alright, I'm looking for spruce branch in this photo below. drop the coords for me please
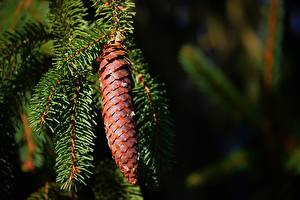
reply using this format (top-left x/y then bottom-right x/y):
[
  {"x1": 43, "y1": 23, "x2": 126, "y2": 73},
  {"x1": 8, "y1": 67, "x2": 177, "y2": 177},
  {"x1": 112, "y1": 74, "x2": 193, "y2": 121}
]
[
  {"x1": 92, "y1": 159, "x2": 143, "y2": 200},
  {"x1": 0, "y1": 22, "x2": 51, "y2": 80},
  {"x1": 47, "y1": 1, "x2": 108, "y2": 75},
  {"x1": 53, "y1": 0, "x2": 138, "y2": 76},
  {"x1": 52, "y1": 0, "x2": 137, "y2": 78},
  {"x1": 29, "y1": 67, "x2": 63, "y2": 134},
  {"x1": 48, "y1": 0, "x2": 91, "y2": 74},
  {"x1": 54, "y1": 78, "x2": 96, "y2": 191},
  {"x1": 29, "y1": 0, "x2": 103, "y2": 191},
  {"x1": 29, "y1": 0, "x2": 101, "y2": 134},
  {"x1": 129, "y1": 49, "x2": 174, "y2": 186},
  {"x1": 48, "y1": 0, "x2": 88, "y2": 47},
  {"x1": 92, "y1": 0, "x2": 135, "y2": 36}
]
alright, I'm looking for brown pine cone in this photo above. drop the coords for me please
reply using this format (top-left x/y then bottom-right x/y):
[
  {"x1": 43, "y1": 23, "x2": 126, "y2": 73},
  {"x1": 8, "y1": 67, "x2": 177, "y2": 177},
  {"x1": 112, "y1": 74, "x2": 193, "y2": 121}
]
[{"x1": 97, "y1": 40, "x2": 138, "y2": 185}]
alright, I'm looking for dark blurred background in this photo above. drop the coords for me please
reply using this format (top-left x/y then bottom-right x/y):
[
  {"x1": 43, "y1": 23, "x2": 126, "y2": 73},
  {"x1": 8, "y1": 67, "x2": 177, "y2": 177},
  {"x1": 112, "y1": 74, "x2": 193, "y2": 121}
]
[
  {"x1": 133, "y1": 0, "x2": 300, "y2": 199},
  {"x1": 1, "y1": 0, "x2": 300, "y2": 199}
]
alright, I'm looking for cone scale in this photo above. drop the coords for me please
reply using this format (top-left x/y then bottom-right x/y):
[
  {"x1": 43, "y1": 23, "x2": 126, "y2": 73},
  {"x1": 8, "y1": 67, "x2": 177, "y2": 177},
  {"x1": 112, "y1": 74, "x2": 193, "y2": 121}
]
[{"x1": 97, "y1": 40, "x2": 138, "y2": 184}]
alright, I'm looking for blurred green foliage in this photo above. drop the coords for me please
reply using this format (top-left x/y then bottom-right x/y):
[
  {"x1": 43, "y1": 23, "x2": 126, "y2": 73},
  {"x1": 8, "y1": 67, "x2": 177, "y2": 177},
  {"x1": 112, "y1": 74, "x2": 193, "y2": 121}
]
[{"x1": 0, "y1": 0, "x2": 48, "y2": 33}]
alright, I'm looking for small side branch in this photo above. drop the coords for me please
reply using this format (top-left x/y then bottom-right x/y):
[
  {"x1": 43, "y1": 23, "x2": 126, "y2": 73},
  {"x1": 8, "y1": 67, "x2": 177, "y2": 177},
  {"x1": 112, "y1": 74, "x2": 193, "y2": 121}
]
[
  {"x1": 20, "y1": 112, "x2": 35, "y2": 171},
  {"x1": 64, "y1": 34, "x2": 107, "y2": 62},
  {"x1": 65, "y1": 79, "x2": 81, "y2": 190},
  {"x1": 38, "y1": 79, "x2": 61, "y2": 127},
  {"x1": 135, "y1": 72, "x2": 159, "y2": 133}
]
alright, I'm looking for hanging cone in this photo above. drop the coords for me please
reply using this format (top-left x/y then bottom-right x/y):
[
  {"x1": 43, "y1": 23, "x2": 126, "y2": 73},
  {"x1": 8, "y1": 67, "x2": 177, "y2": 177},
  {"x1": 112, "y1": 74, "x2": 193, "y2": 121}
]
[{"x1": 97, "y1": 40, "x2": 138, "y2": 184}]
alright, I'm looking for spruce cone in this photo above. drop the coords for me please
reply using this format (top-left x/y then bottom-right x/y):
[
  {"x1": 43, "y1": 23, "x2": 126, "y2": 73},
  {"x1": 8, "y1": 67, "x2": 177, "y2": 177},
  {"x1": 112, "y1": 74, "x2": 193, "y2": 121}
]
[{"x1": 97, "y1": 40, "x2": 138, "y2": 184}]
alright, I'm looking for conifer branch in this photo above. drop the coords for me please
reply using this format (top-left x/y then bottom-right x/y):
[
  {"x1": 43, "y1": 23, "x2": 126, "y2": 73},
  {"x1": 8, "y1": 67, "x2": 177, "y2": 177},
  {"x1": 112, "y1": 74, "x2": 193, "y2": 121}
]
[
  {"x1": 67, "y1": 79, "x2": 81, "y2": 190},
  {"x1": 29, "y1": 0, "x2": 101, "y2": 191},
  {"x1": 92, "y1": 159, "x2": 143, "y2": 200},
  {"x1": 29, "y1": 68, "x2": 63, "y2": 134},
  {"x1": 64, "y1": 33, "x2": 107, "y2": 62},
  {"x1": 129, "y1": 49, "x2": 174, "y2": 186},
  {"x1": 0, "y1": 22, "x2": 51, "y2": 80},
  {"x1": 54, "y1": 78, "x2": 96, "y2": 191},
  {"x1": 92, "y1": 0, "x2": 135, "y2": 36},
  {"x1": 38, "y1": 79, "x2": 61, "y2": 128},
  {"x1": 48, "y1": 0, "x2": 87, "y2": 47},
  {"x1": 53, "y1": 0, "x2": 137, "y2": 77},
  {"x1": 53, "y1": 0, "x2": 137, "y2": 76}
]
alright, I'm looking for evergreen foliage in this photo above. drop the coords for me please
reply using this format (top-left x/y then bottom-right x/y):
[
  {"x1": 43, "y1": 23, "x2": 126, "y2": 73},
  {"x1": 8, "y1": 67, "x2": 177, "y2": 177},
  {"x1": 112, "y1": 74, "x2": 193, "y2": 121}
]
[
  {"x1": 53, "y1": 79, "x2": 96, "y2": 191},
  {"x1": 0, "y1": 0, "x2": 174, "y2": 198},
  {"x1": 92, "y1": 159, "x2": 143, "y2": 200},
  {"x1": 0, "y1": 21, "x2": 52, "y2": 199},
  {"x1": 130, "y1": 49, "x2": 174, "y2": 186}
]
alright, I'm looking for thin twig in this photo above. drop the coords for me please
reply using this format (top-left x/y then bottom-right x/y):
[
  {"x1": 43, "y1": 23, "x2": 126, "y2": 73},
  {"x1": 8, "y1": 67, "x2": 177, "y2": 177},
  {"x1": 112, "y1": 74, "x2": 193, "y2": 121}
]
[{"x1": 264, "y1": 0, "x2": 279, "y2": 92}]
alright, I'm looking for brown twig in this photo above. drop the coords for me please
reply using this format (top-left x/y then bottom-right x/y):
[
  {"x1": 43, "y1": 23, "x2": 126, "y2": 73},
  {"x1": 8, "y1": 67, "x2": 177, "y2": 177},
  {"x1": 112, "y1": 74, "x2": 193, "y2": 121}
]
[
  {"x1": 20, "y1": 112, "x2": 35, "y2": 172},
  {"x1": 134, "y1": 70, "x2": 162, "y2": 154},
  {"x1": 38, "y1": 79, "x2": 61, "y2": 127},
  {"x1": 65, "y1": 80, "x2": 81, "y2": 189},
  {"x1": 9, "y1": 0, "x2": 33, "y2": 31},
  {"x1": 64, "y1": 34, "x2": 108, "y2": 62},
  {"x1": 263, "y1": 0, "x2": 279, "y2": 92},
  {"x1": 44, "y1": 181, "x2": 49, "y2": 200},
  {"x1": 136, "y1": 73, "x2": 159, "y2": 127}
]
